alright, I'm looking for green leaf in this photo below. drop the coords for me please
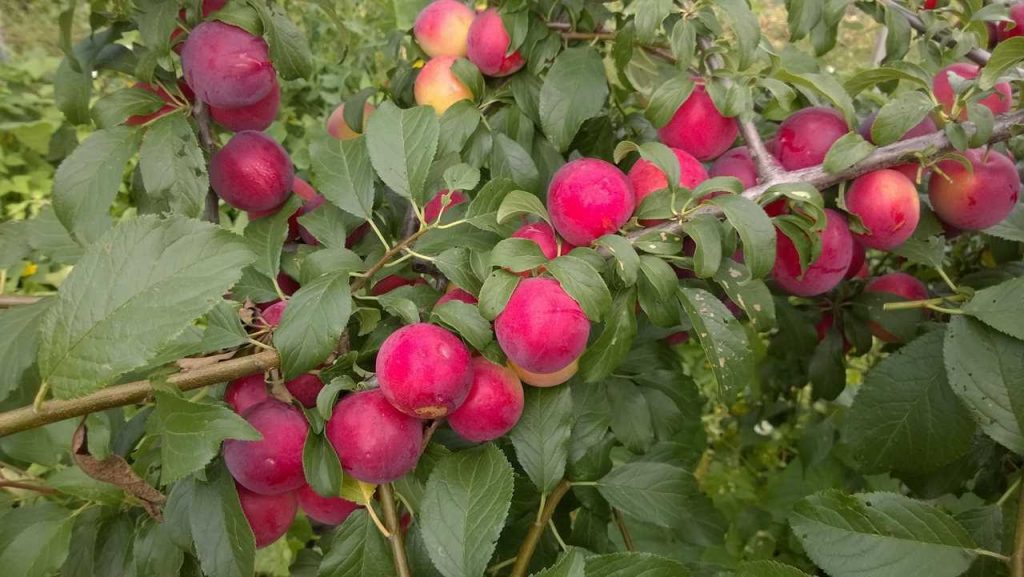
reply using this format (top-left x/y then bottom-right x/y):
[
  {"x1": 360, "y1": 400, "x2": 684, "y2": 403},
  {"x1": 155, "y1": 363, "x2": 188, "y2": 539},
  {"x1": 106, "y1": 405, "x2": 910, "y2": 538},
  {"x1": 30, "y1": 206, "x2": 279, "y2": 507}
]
[
  {"x1": 148, "y1": 392, "x2": 260, "y2": 484},
  {"x1": 490, "y1": 238, "x2": 550, "y2": 272},
  {"x1": 678, "y1": 287, "x2": 753, "y2": 402},
  {"x1": 466, "y1": 178, "x2": 518, "y2": 233},
  {"x1": 790, "y1": 491, "x2": 977, "y2": 577},
  {"x1": 775, "y1": 69, "x2": 856, "y2": 125},
  {"x1": 680, "y1": 214, "x2": 722, "y2": 278},
  {"x1": 0, "y1": 299, "x2": 51, "y2": 403},
  {"x1": 808, "y1": 329, "x2": 846, "y2": 401},
  {"x1": 318, "y1": 510, "x2": 396, "y2": 577},
  {"x1": 434, "y1": 248, "x2": 482, "y2": 294},
  {"x1": 823, "y1": 132, "x2": 875, "y2": 173},
  {"x1": 871, "y1": 91, "x2": 935, "y2": 146},
  {"x1": 442, "y1": 163, "x2": 480, "y2": 192},
  {"x1": 420, "y1": 444, "x2": 514, "y2": 577},
  {"x1": 531, "y1": 549, "x2": 585, "y2": 577},
  {"x1": 718, "y1": 0, "x2": 761, "y2": 70},
  {"x1": 496, "y1": 189, "x2": 549, "y2": 224},
  {"x1": 38, "y1": 216, "x2": 255, "y2": 398},
  {"x1": 707, "y1": 194, "x2": 776, "y2": 279},
  {"x1": 595, "y1": 234, "x2": 640, "y2": 286},
  {"x1": 366, "y1": 102, "x2": 439, "y2": 204},
  {"x1": 190, "y1": 464, "x2": 256, "y2": 577},
  {"x1": 139, "y1": 113, "x2": 208, "y2": 218},
  {"x1": 490, "y1": 134, "x2": 541, "y2": 194},
  {"x1": 135, "y1": 0, "x2": 179, "y2": 52},
  {"x1": 844, "y1": 330, "x2": 975, "y2": 474},
  {"x1": 274, "y1": 270, "x2": 353, "y2": 379},
  {"x1": 539, "y1": 47, "x2": 609, "y2": 152},
  {"x1": 624, "y1": 0, "x2": 673, "y2": 41},
  {"x1": 945, "y1": 316, "x2": 1024, "y2": 453},
  {"x1": 509, "y1": 386, "x2": 573, "y2": 493},
  {"x1": 303, "y1": 431, "x2": 343, "y2": 498},
  {"x1": 92, "y1": 87, "x2": 166, "y2": 128},
  {"x1": 962, "y1": 277, "x2": 1024, "y2": 341},
  {"x1": 296, "y1": 205, "x2": 353, "y2": 250},
  {"x1": 255, "y1": 4, "x2": 313, "y2": 80},
  {"x1": 478, "y1": 269, "x2": 520, "y2": 321},
  {"x1": 53, "y1": 126, "x2": 140, "y2": 244},
  {"x1": 598, "y1": 461, "x2": 702, "y2": 529},
  {"x1": 714, "y1": 261, "x2": 776, "y2": 331},
  {"x1": 584, "y1": 552, "x2": 690, "y2": 577},
  {"x1": 246, "y1": 195, "x2": 301, "y2": 279},
  {"x1": 980, "y1": 36, "x2": 1024, "y2": 90},
  {"x1": 844, "y1": 65, "x2": 931, "y2": 96},
  {"x1": 645, "y1": 75, "x2": 694, "y2": 128},
  {"x1": 738, "y1": 561, "x2": 813, "y2": 577},
  {"x1": 546, "y1": 255, "x2": 612, "y2": 322},
  {"x1": 133, "y1": 521, "x2": 185, "y2": 577},
  {"x1": 310, "y1": 131, "x2": 376, "y2": 220},
  {"x1": 580, "y1": 288, "x2": 638, "y2": 382},
  {"x1": 432, "y1": 301, "x2": 493, "y2": 351},
  {"x1": 0, "y1": 503, "x2": 75, "y2": 577}
]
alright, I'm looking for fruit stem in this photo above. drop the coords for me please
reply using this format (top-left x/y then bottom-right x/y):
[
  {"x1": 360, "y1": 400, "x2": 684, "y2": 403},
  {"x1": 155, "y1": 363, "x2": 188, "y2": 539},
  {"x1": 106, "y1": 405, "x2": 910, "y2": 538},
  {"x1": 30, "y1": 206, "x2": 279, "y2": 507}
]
[
  {"x1": 510, "y1": 479, "x2": 571, "y2": 577},
  {"x1": 882, "y1": 295, "x2": 965, "y2": 311},
  {"x1": 935, "y1": 267, "x2": 959, "y2": 293},
  {"x1": 613, "y1": 509, "x2": 636, "y2": 551},
  {"x1": 0, "y1": 479, "x2": 57, "y2": 495},
  {"x1": 379, "y1": 483, "x2": 412, "y2": 577},
  {"x1": 0, "y1": 295, "x2": 43, "y2": 308},
  {"x1": 367, "y1": 218, "x2": 392, "y2": 251}
]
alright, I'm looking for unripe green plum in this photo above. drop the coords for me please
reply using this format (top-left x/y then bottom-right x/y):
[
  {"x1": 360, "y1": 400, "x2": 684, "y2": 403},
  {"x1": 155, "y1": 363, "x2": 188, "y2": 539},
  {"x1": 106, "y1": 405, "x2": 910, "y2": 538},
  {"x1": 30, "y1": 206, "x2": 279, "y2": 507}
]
[
  {"x1": 466, "y1": 9, "x2": 525, "y2": 77},
  {"x1": 236, "y1": 483, "x2": 297, "y2": 548},
  {"x1": 414, "y1": 0, "x2": 474, "y2": 57},
  {"x1": 772, "y1": 209, "x2": 855, "y2": 297},
  {"x1": 224, "y1": 400, "x2": 309, "y2": 495},
  {"x1": 548, "y1": 158, "x2": 635, "y2": 246},
  {"x1": 297, "y1": 484, "x2": 360, "y2": 526},
  {"x1": 844, "y1": 169, "x2": 921, "y2": 250},
  {"x1": 376, "y1": 323, "x2": 473, "y2": 418},
  {"x1": 325, "y1": 389, "x2": 423, "y2": 483},
  {"x1": 181, "y1": 21, "x2": 276, "y2": 108},
  {"x1": 657, "y1": 84, "x2": 738, "y2": 161},
  {"x1": 495, "y1": 278, "x2": 589, "y2": 374},
  {"x1": 447, "y1": 358, "x2": 525, "y2": 442},
  {"x1": 773, "y1": 107, "x2": 849, "y2": 171},
  {"x1": 210, "y1": 131, "x2": 294, "y2": 212},
  {"x1": 414, "y1": 56, "x2": 473, "y2": 115},
  {"x1": 928, "y1": 148, "x2": 1020, "y2": 230}
]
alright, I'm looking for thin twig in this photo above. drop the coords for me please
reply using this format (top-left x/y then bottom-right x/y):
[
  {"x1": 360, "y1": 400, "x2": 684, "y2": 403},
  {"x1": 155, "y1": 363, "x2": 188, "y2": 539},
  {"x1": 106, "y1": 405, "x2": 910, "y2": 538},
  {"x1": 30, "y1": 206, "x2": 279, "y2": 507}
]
[
  {"x1": 380, "y1": 483, "x2": 412, "y2": 577},
  {"x1": 612, "y1": 509, "x2": 636, "y2": 551},
  {"x1": 510, "y1": 479, "x2": 572, "y2": 577},
  {"x1": 877, "y1": 0, "x2": 990, "y2": 66},
  {"x1": 0, "y1": 295, "x2": 43, "y2": 308},
  {"x1": 0, "y1": 479, "x2": 57, "y2": 494}
]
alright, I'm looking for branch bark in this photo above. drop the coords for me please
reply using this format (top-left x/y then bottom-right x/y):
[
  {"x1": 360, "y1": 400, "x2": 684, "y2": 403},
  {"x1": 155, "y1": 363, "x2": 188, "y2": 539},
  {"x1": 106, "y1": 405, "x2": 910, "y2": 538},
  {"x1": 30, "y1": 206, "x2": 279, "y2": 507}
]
[
  {"x1": 1014, "y1": 482, "x2": 1024, "y2": 577},
  {"x1": 510, "y1": 479, "x2": 572, "y2": 577},
  {"x1": 380, "y1": 483, "x2": 412, "y2": 577},
  {"x1": 878, "y1": 0, "x2": 990, "y2": 66}
]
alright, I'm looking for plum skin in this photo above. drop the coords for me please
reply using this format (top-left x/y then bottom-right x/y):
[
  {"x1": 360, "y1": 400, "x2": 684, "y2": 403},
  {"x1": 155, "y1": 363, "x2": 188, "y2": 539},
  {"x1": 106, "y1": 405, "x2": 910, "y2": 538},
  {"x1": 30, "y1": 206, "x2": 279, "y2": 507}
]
[
  {"x1": 932, "y1": 63, "x2": 1012, "y2": 120},
  {"x1": 510, "y1": 358, "x2": 579, "y2": 388},
  {"x1": 547, "y1": 158, "x2": 635, "y2": 246},
  {"x1": 424, "y1": 189, "x2": 468, "y2": 223},
  {"x1": 209, "y1": 78, "x2": 280, "y2": 132},
  {"x1": 771, "y1": 209, "x2": 855, "y2": 297},
  {"x1": 772, "y1": 107, "x2": 849, "y2": 171},
  {"x1": 657, "y1": 83, "x2": 738, "y2": 162},
  {"x1": 285, "y1": 374, "x2": 324, "y2": 408},
  {"x1": 210, "y1": 131, "x2": 294, "y2": 212},
  {"x1": 223, "y1": 400, "x2": 309, "y2": 495},
  {"x1": 845, "y1": 169, "x2": 921, "y2": 250},
  {"x1": 414, "y1": 56, "x2": 473, "y2": 115},
  {"x1": 466, "y1": 9, "x2": 525, "y2": 77},
  {"x1": 447, "y1": 358, "x2": 525, "y2": 442},
  {"x1": 181, "y1": 21, "x2": 276, "y2": 109},
  {"x1": 224, "y1": 374, "x2": 269, "y2": 414},
  {"x1": 297, "y1": 484, "x2": 360, "y2": 526},
  {"x1": 928, "y1": 148, "x2": 1020, "y2": 231},
  {"x1": 709, "y1": 147, "x2": 757, "y2": 189},
  {"x1": 414, "y1": 0, "x2": 475, "y2": 57},
  {"x1": 325, "y1": 389, "x2": 424, "y2": 483},
  {"x1": 327, "y1": 102, "x2": 375, "y2": 140},
  {"x1": 236, "y1": 483, "x2": 297, "y2": 548},
  {"x1": 495, "y1": 277, "x2": 590, "y2": 374},
  {"x1": 376, "y1": 323, "x2": 474, "y2": 418}
]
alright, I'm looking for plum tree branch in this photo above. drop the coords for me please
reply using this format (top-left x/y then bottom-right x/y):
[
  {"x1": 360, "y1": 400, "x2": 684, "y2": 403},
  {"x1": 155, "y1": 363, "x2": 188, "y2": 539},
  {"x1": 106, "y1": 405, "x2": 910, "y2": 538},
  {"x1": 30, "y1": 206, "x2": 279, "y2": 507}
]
[
  {"x1": 380, "y1": 483, "x2": 412, "y2": 577},
  {"x1": 510, "y1": 479, "x2": 572, "y2": 577},
  {"x1": 877, "y1": 0, "x2": 991, "y2": 66},
  {"x1": 1014, "y1": 483, "x2": 1024, "y2": 577}
]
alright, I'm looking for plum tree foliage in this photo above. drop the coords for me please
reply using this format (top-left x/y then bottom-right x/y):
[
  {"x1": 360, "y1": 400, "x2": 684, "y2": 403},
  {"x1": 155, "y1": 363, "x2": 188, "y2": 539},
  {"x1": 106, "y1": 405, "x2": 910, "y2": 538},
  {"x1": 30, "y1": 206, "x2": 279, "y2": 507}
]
[{"x1": 5, "y1": 0, "x2": 1024, "y2": 576}]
